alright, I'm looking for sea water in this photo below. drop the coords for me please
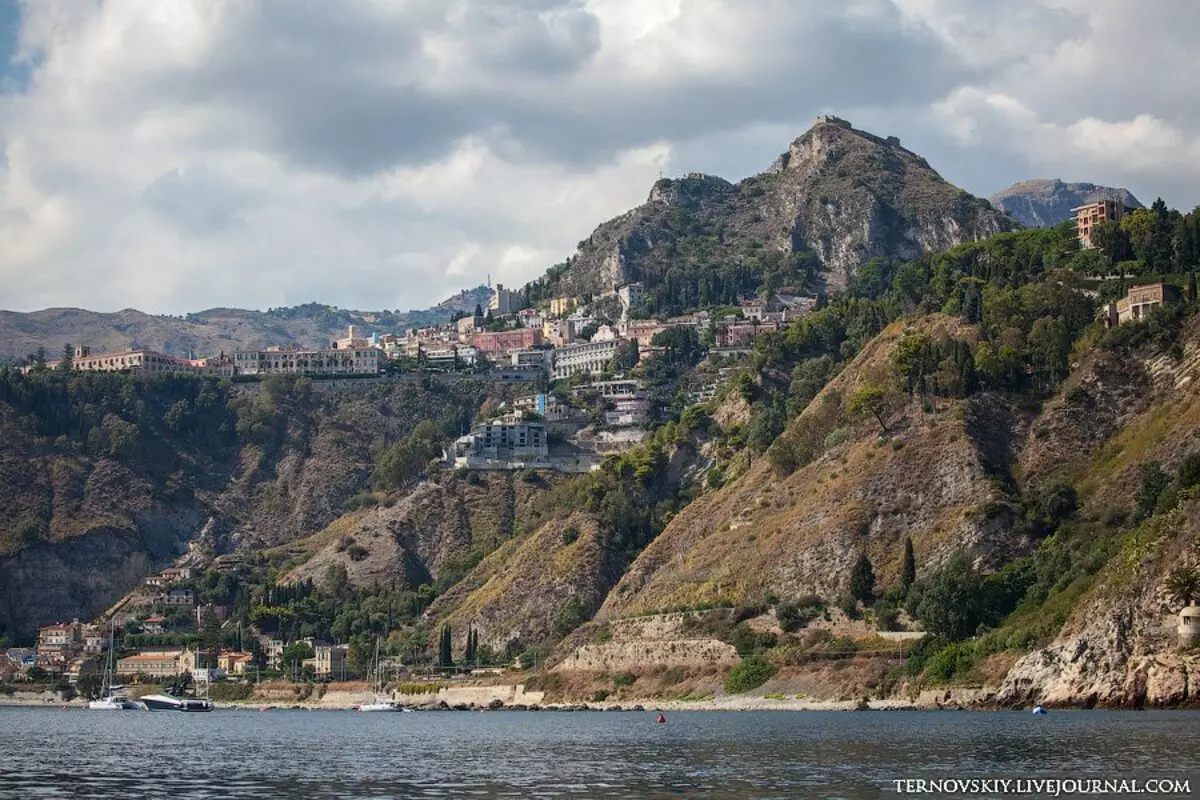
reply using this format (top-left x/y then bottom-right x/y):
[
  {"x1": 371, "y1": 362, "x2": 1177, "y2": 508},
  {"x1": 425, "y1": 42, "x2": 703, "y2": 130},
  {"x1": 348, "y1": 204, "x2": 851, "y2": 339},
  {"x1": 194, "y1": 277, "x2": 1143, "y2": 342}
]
[{"x1": 0, "y1": 707, "x2": 1196, "y2": 798}]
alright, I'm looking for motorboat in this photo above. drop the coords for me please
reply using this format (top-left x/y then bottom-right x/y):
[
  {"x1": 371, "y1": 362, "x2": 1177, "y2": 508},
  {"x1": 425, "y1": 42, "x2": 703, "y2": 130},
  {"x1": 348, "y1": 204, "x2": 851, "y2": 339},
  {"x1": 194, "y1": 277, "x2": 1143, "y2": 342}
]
[{"x1": 141, "y1": 693, "x2": 214, "y2": 712}]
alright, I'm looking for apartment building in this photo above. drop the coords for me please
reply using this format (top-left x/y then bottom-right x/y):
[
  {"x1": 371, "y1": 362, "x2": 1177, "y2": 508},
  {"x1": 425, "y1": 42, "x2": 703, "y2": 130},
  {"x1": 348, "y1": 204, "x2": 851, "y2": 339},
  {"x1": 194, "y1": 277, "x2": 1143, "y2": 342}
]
[
  {"x1": 445, "y1": 415, "x2": 549, "y2": 468},
  {"x1": 552, "y1": 339, "x2": 621, "y2": 379},
  {"x1": 1073, "y1": 199, "x2": 1125, "y2": 249}
]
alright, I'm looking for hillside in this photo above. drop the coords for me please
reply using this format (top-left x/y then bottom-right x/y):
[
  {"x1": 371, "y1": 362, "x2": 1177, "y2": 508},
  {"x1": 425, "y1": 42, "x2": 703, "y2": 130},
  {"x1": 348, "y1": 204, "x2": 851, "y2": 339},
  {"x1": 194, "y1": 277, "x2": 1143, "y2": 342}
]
[
  {"x1": 989, "y1": 179, "x2": 1143, "y2": 228},
  {"x1": 536, "y1": 117, "x2": 1014, "y2": 309},
  {"x1": 600, "y1": 316, "x2": 1027, "y2": 618},
  {"x1": 0, "y1": 372, "x2": 491, "y2": 639},
  {"x1": 0, "y1": 287, "x2": 491, "y2": 362}
]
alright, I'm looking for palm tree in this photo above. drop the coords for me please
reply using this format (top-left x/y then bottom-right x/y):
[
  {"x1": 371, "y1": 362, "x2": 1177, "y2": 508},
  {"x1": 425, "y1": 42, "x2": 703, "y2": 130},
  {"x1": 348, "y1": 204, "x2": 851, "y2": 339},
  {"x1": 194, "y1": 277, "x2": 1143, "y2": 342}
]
[{"x1": 1165, "y1": 565, "x2": 1200, "y2": 608}]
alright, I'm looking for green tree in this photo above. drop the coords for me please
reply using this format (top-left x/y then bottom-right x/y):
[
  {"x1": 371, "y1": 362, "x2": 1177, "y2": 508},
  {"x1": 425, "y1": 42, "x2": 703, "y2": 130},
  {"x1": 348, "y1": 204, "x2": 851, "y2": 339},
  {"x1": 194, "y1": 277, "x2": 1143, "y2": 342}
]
[
  {"x1": 281, "y1": 641, "x2": 315, "y2": 675},
  {"x1": 1135, "y1": 461, "x2": 1171, "y2": 519},
  {"x1": 438, "y1": 624, "x2": 453, "y2": 668},
  {"x1": 900, "y1": 537, "x2": 917, "y2": 594},
  {"x1": 916, "y1": 551, "x2": 983, "y2": 641},
  {"x1": 59, "y1": 343, "x2": 74, "y2": 372},
  {"x1": 1176, "y1": 453, "x2": 1200, "y2": 491},
  {"x1": 76, "y1": 672, "x2": 104, "y2": 700},
  {"x1": 846, "y1": 386, "x2": 892, "y2": 433},
  {"x1": 849, "y1": 552, "x2": 876, "y2": 605},
  {"x1": 1088, "y1": 220, "x2": 1128, "y2": 270},
  {"x1": 1165, "y1": 566, "x2": 1200, "y2": 608}
]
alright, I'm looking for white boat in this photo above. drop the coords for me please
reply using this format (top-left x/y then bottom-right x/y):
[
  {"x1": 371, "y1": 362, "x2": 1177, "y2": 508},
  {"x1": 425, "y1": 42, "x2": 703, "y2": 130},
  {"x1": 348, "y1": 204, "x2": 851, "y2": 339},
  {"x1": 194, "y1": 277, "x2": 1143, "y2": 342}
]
[
  {"x1": 357, "y1": 638, "x2": 402, "y2": 712},
  {"x1": 141, "y1": 693, "x2": 214, "y2": 712},
  {"x1": 88, "y1": 620, "x2": 140, "y2": 711}
]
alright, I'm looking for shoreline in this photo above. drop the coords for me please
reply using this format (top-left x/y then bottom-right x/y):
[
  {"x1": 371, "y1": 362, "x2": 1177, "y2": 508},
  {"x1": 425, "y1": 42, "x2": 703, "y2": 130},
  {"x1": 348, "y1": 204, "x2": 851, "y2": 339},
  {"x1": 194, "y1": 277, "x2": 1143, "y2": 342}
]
[{"x1": 4, "y1": 692, "x2": 1197, "y2": 713}]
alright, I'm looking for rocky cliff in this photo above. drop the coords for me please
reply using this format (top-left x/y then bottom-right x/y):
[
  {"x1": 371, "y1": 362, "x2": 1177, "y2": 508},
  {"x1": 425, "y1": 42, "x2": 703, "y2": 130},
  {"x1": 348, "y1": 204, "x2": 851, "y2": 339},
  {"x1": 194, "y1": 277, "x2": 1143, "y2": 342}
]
[
  {"x1": 552, "y1": 118, "x2": 1014, "y2": 297},
  {"x1": 989, "y1": 179, "x2": 1143, "y2": 229}
]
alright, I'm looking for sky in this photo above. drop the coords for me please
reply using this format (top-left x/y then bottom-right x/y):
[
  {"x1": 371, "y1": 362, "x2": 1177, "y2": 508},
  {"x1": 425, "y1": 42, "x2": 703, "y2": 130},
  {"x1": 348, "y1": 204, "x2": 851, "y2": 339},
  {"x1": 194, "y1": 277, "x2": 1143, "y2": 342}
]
[{"x1": 0, "y1": 0, "x2": 1198, "y2": 315}]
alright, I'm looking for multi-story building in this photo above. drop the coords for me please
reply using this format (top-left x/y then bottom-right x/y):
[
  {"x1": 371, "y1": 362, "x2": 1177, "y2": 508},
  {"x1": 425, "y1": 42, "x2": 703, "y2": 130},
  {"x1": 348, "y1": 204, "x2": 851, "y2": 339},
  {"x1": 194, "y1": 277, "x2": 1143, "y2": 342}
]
[
  {"x1": 1073, "y1": 199, "x2": 1125, "y2": 249},
  {"x1": 473, "y1": 328, "x2": 543, "y2": 355},
  {"x1": 517, "y1": 308, "x2": 545, "y2": 329},
  {"x1": 488, "y1": 283, "x2": 517, "y2": 315},
  {"x1": 1109, "y1": 283, "x2": 1182, "y2": 326},
  {"x1": 423, "y1": 345, "x2": 476, "y2": 369},
  {"x1": 81, "y1": 625, "x2": 107, "y2": 655},
  {"x1": 217, "y1": 651, "x2": 256, "y2": 675},
  {"x1": 304, "y1": 641, "x2": 349, "y2": 679},
  {"x1": 445, "y1": 415, "x2": 549, "y2": 467},
  {"x1": 37, "y1": 621, "x2": 82, "y2": 655},
  {"x1": 716, "y1": 320, "x2": 779, "y2": 348},
  {"x1": 116, "y1": 651, "x2": 184, "y2": 678},
  {"x1": 619, "y1": 320, "x2": 672, "y2": 348},
  {"x1": 510, "y1": 348, "x2": 553, "y2": 370},
  {"x1": 549, "y1": 296, "x2": 581, "y2": 318},
  {"x1": 553, "y1": 339, "x2": 621, "y2": 379},
  {"x1": 67, "y1": 347, "x2": 197, "y2": 375},
  {"x1": 232, "y1": 345, "x2": 387, "y2": 377},
  {"x1": 163, "y1": 588, "x2": 195, "y2": 608},
  {"x1": 617, "y1": 283, "x2": 646, "y2": 318},
  {"x1": 543, "y1": 319, "x2": 577, "y2": 347}
]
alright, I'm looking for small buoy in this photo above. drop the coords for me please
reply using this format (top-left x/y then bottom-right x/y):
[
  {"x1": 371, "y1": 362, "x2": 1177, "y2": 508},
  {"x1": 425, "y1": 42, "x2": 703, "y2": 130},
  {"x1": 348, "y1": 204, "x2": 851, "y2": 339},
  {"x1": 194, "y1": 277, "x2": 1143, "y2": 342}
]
[
  {"x1": 1032, "y1": 705, "x2": 1047, "y2": 715},
  {"x1": 656, "y1": 713, "x2": 667, "y2": 724}
]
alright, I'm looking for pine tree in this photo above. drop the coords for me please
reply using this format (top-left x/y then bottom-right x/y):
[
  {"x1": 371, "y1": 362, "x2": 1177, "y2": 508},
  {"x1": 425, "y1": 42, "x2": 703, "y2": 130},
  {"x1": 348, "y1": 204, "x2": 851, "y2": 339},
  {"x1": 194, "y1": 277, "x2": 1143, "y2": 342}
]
[
  {"x1": 849, "y1": 552, "x2": 876, "y2": 605},
  {"x1": 60, "y1": 343, "x2": 74, "y2": 371},
  {"x1": 900, "y1": 537, "x2": 916, "y2": 594}
]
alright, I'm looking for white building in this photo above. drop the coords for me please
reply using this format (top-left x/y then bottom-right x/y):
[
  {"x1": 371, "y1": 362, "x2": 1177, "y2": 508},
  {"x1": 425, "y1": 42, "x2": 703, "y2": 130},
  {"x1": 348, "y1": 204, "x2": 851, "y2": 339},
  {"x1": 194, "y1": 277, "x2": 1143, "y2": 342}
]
[
  {"x1": 510, "y1": 349, "x2": 553, "y2": 370},
  {"x1": 445, "y1": 415, "x2": 549, "y2": 468},
  {"x1": 553, "y1": 339, "x2": 621, "y2": 379},
  {"x1": 232, "y1": 345, "x2": 387, "y2": 377}
]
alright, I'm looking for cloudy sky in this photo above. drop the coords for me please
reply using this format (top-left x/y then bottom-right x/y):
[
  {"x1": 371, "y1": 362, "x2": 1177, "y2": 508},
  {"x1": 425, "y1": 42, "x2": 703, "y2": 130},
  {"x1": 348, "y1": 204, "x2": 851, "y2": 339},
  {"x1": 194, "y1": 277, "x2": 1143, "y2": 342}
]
[{"x1": 0, "y1": 0, "x2": 1197, "y2": 315}]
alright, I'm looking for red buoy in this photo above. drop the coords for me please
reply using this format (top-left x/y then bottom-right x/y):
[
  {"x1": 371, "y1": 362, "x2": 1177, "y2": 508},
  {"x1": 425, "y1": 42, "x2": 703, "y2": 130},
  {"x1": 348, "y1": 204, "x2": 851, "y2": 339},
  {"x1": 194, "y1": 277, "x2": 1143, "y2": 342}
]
[{"x1": 657, "y1": 713, "x2": 666, "y2": 724}]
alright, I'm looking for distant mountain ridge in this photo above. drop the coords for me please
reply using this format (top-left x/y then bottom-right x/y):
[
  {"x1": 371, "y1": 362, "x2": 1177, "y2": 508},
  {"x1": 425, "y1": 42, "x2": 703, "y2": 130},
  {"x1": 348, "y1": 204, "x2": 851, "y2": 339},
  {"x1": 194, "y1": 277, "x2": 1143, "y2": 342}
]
[
  {"x1": 0, "y1": 287, "x2": 491, "y2": 362},
  {"x1": 989, "y1": 179, "x2": 1144, "y2": 228}
]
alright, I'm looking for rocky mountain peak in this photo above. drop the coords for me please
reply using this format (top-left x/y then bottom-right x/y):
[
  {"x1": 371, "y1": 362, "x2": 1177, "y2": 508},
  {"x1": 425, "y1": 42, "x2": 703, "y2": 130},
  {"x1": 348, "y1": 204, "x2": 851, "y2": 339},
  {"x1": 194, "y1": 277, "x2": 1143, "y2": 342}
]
[{"x1": 989, "y1": 178, "x2": 1144, "y2": 228}]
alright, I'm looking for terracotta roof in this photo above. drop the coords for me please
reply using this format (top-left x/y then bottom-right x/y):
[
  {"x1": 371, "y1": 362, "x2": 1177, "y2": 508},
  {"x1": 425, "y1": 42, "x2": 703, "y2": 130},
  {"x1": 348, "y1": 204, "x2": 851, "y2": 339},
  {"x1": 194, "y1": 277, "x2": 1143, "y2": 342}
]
[{"x1": 119, "y1": 652, "x2": 182, "y2": 662}]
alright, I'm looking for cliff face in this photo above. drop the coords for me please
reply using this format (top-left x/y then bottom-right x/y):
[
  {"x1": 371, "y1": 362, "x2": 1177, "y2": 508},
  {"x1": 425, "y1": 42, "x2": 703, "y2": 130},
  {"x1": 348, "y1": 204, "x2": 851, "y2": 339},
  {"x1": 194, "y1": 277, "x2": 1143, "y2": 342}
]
[
  {"x1": 989, "y1": 179, "x2": 1143, "y2": 229},
  {"x1": 555, "y1": 120, "x2": 1014, "y2": 296},
  {"x1": 997, "y1": 324, "x2": 1200, "y2": 707}
]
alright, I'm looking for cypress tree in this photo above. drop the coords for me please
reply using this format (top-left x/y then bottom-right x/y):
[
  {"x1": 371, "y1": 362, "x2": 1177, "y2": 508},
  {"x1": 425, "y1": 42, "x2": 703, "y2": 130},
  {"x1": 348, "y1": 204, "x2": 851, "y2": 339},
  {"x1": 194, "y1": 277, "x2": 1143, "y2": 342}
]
[
  {"x1": 900, "y1": 537, "x2": 916, "y2": 594},
  {"x1": 849, "y1": 552, "x2": 876, "y2": 605},
  {"x1": 438, "y1": 624, "x2": 453, "y2": 668}
]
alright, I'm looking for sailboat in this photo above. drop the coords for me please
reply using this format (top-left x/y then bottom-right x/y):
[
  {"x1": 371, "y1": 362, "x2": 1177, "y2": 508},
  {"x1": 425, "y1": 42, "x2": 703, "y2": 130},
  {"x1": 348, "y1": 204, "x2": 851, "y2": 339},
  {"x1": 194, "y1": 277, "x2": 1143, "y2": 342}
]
[
  {"x1": 357, "y1": 638, "x2": 402, "y2": 712},
  {"x1": 88, "y1": 619, "x2": 140, "y2": 711}
]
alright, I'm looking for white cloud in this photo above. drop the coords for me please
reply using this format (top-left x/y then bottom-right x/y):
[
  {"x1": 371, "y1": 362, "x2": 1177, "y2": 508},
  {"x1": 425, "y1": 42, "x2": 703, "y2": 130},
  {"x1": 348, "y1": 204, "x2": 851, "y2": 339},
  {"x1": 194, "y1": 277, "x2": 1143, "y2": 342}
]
[{"x1": 0, "y1": 0, "x2": 1197, "y2": 314}]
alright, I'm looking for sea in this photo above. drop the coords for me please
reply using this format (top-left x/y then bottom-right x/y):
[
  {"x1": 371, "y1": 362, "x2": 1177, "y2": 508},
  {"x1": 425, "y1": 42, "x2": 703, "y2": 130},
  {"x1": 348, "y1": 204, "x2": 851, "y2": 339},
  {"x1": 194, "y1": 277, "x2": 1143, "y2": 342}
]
[{"x1": 0, "y1": 707, "x2": 1196, "y2": 799}]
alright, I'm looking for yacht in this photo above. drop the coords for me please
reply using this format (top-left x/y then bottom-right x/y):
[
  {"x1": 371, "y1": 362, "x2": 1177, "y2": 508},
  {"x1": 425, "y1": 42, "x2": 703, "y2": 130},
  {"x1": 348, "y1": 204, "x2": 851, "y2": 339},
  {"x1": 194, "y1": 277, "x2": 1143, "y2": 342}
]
[
  {"x1": 140, "y1": 693, "x2": 214, "y2": 712},
  {"x1": 88, "y1": 620, "x2": 140, "y2": 711}
]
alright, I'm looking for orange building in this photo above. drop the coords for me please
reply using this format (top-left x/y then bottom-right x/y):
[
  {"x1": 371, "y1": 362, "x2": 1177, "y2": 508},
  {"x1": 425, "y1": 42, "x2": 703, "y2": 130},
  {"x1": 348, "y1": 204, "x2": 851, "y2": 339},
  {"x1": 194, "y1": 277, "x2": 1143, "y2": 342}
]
[{"x1": 1073, "y1": 199, "x2": 1125, "y2": 249}]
